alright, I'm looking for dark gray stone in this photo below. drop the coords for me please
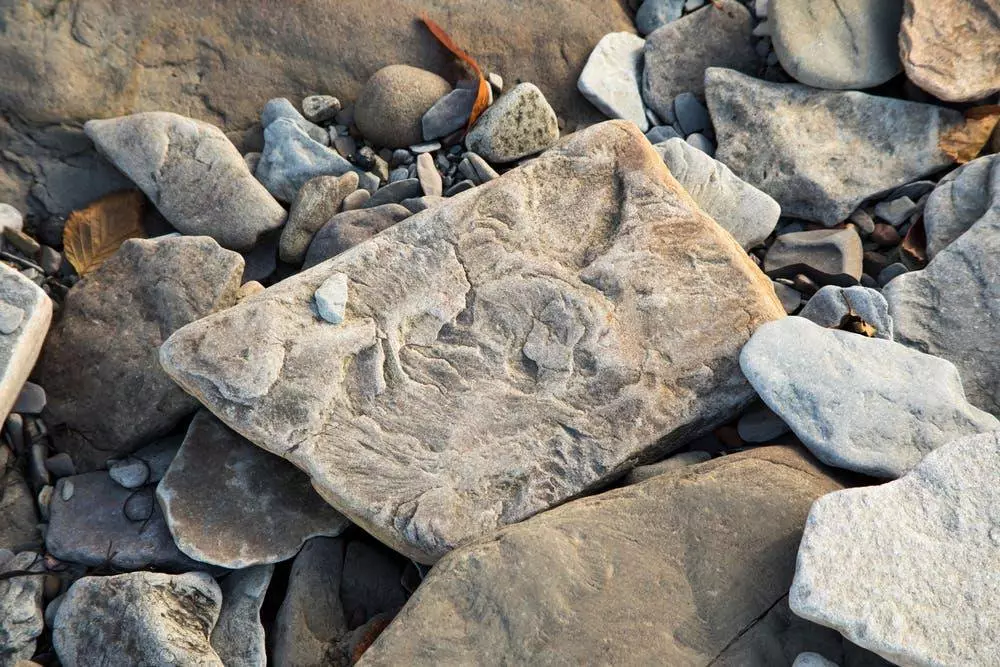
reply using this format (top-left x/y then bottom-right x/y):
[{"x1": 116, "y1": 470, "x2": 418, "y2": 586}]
[
  {"x1": 422, "y1": 89, "x2": 477, "y2": 141},
  {"x1": 635, "y1": 0, "x2": 685, "y2": 35},
  {"x1": 362, "y1": 179, "x2": 423, "y2": 209},
  {"x1": 673, "y1": 92, "x2": 711, "y2": 135},
  {"x1": 764, "y1": 229, "x2": 863, "y2": 286},
  {"x1": 303, "y1": 204, "x2": 412, "y2": 268}
]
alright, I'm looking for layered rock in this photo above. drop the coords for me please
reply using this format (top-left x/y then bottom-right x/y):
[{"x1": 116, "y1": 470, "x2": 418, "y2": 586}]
[
  {"x1": 0, "y1": 264, "x2": 51, "y2": 421},
  {"x1": 160, "y1": 121, "x2": 784, "y2": 563}
]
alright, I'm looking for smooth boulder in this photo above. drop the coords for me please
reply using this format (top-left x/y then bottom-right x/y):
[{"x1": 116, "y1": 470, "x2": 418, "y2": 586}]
[
  {"x1": 160, "y1": 120, "x2": 784, "y2": 563},
  {"x1": 0, "y1": 264, "x2": 51, "y2": 421},
  {"x1": 355, "y1": 66, "x2": 452, "y2": 148}
]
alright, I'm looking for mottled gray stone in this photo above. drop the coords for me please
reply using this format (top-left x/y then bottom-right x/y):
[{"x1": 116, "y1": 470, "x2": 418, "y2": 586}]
[
  {"x1": 160, "y1": 121, "x2": 784, "y2": 563},
  {"x1": 741, "y1": 317, "x2": 998, "y2": 477},
  {"x1": 261, "y1": 97, "x2": 329, "y2": 145},
  {"x1": 0, "y1": 264, "x2": 50, "y2": 421},
  {"x1": 422, "y1": 89, "x2": 477, "y2": 141},
  {"x1": 794, "y1": 653, "x2": 840, "y2": 667},
  {"x1": 764, "y1": 229, "x2": 862, "y2": 286},
  {"x1": 157, "y1": 412, "x2": 349, "y2": 569},
  {"x1": 54, "y1": 571, "x2": 223, "y2": 667},
  {"x1": 280, "y1": 173, "x2": 360, "y2": 265},
  {"x1": 770, "y1": 0, "x2": 903, "y2": 89},
  {"x1": 0, "y1": 470, "x2": 35, "y2": 554},
  {"x1": 356, "y1": 65, "x2": 452, "y2": 148},
  {"x1": 465, "y1": 83, "x2": 559, "y2": 163},
  {"x1": 400, "y1": 196, "x2": 445, "y2": 215},
  {"x1": 635, "y1": 0, "x2": 685, "y2": 35},
  {"x1": 655, "y1": 137, "x2": 780, "y2": 248},
  {"x1": 85, "y1": 113, "x2": 286, "y2": 250},
  {"x1": 791, "y1": 431, "x2": 1000, "y2": 665},
  {"x1": 798, "y1": 285, "x2": 893, "y2": 340},
  {"x1": 316, "y1": 273, "x2": 349, "y2": 325},
  {"x1": 577, "y1": 32, "x2": 648, "y2": 130},
  {"x1": 737, "y1": 402, "x2": 789, "y2": 443},
  {"x1": 361, "y1": 447, "x2": 841, "y2": 664},
  {"x1": 302, "y1": 95, "x2": 342, "y2": 124},
  {"x1": 302, "y1": 204, "x2": 412, "y2": 269},
  {"x1": 706, "y1": 68, "x2": 962, "y2": 225},
  {"x1": 642, "y1": 0, "x2": 759, "y2": 121},
  {"x1": 0, "y1": 550, "x2": 43, "y2": 664},
  {"x1": 923, "y1": 154, "x2": 999, "y2": 259},
  {"x1": 211, "y1": 565, "x2": 273, "y2": 667},
  {"x1": 35, "y1": 237, "x2": 243, "y2": 471}
]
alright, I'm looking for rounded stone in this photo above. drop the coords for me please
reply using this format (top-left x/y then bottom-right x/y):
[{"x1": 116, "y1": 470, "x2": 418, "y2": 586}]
[{"x1": 355, "y1": 65, "x2": 452, "y2": 149}]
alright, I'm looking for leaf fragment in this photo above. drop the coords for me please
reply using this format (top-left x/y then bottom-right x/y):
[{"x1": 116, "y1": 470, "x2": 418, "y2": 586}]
[
  {"x1": 939, "y1": 105, "x2": 1000, "y2": 164},
  {"x1": 63, "y1": 190, "x2": 145, "y2": 276},
  {"x1": 420, "y1": 15, "x2": 491, "y2": 129},
  {"x1": 900, "y1": 215, "x2": 927, "y2": 268}
]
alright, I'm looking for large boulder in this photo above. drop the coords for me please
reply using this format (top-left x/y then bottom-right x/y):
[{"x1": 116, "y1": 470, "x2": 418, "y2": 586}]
[
  {"x1": 160, "y1": 121, "x2": 784, "y2": 563},
  {"x1": 359, "y1": 447, "x2": 842, "y2": 664}
]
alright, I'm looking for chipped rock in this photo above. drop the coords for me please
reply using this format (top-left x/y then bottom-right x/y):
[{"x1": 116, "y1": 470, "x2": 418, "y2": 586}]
[
  {"x1": 302, "y1": 95, "x2": 342, "y2": 124},
  {"x1": 798, "y1": 285, "x2": 893, "y2": 339},
  {"x1": 577, "y1": 32, "x2": 648, "y2": 131}
]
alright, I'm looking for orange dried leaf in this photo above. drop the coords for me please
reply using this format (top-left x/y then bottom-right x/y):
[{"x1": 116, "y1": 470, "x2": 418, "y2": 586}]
[
  {"x1": 420, "y1": 14, "x2": 490, "y2": 129},
  {"x1": 900, "y1": 215, "x2": 928, "y2": 268},
  {"x1": 939, "y1": 105, "x2": 1000, "y2": 164},
  {"x1": 63, "y1": 190, "x2": 145, "y2": 276},
  {"x1": 469, "y1": 77, "x2": 491, "y2": 129}
]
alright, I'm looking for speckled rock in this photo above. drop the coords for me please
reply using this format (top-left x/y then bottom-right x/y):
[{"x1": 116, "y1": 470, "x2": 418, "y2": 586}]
[
  {"x1": 0, "y1": 550, "x2": 44, "y2": 664},
  {"x1": 356, "y1": 66, "x2": 452, "y2": 149},
  {"x1": 279, "y1": 173, "x2": 361, "y2": 264},
  {"x1": 210, "y1": 565, "x2": 273, "y2": 667},
  {"x1": 465, "y1": 84, "x2": 559, "y2": 163}
]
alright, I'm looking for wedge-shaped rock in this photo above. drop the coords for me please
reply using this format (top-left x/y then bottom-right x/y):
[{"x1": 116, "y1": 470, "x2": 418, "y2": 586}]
[
  {"x1": 211, "y1": 565, "x2": 273, "y2": 667},
  {"x1": 161, "y1": 120, "x2": 784, "y2": 563},
  {"x1": 706, "y1": 68, "x2": 961, "y2": 225},
  {"x1": 791, "y1": 431, "x2": 1000, "y2": 665},
  {"x1": 742, "y1": 317, "x2": 998, "y2": 478},
  {"x1": 157, "y1": 411, "x2": 349, "y2": 568},
  {"x1": 85, "y1": 113, "x2": 286, "y2": 250},
  {"x1": 34, "y1": 237, "x2": 244, "y2": 471},
  {"x1": 0, "y1": 263, "x2": 51, "y2": 421},
  {"x1": 923, "y1": 154, "x2": 999, "y2": 259},
  {"x1": 360, "y1": 447, "x2": 841, "y2": 664}
]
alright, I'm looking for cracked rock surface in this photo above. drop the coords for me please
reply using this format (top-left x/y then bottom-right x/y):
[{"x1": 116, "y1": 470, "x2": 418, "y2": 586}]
[{"x1": 160, "y1": 120, "x2": 784, "y2": 563}]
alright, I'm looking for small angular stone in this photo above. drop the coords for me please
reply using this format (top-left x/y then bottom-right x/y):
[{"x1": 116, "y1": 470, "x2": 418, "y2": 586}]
[
  {"x1": 0, "y1": 204, "x2": 24, "y2": 234},
  {"x1": 279, "y1": 173, "x2": 360, "y2": 265},
  {"x1": 416, "y1": 153, "x2": 443, "y2": 197},
  {"x1": 465, "y1": 83, "x2": 559, "y2": 163},
  {"x1": 422, "y1": 89, "x2": 477, "y2": 141},
  {"x1": 302, "y1": 95, "x2": 342, "y2": 123},
  {"x1": 923, "y1": 154, "x2": 998, "y2": 259},
  {"x1": 873, "y1": 196, "x2": 917, "y2": 226},
  {"x1": 577, "y1": 32, "x2": 648, "y2": 131},
  {"x1": 262, "y1": 97, "x2": 329, "y2": 145},
  {"x1": 315, "y1": 273, "x2": 349, "y2": 325}
]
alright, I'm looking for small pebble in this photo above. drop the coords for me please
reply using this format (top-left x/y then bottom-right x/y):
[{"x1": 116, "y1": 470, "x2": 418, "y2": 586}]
[
  {"x1": 315, "y1": 272, "x2": 349, "y2": 325},
  {"x1": 737, "y1": 403, "x2": 790, "y2": 443},
  {"x1": 60, "y1": 479, "x2": 74, "y2": 501},
  {"x1": 342, "y1": 189, "x2": 371, "y2": 211},
  {"x1": 848, "y1": 209, "x2": 876, "y2": 235},
  {"x1": 755, "y1": 0, "x2": 768, "y2": 18},
  {"x1": 860, "y1": 273, "x2": 880, "y2": 289},
  {"x1": 488, "y1": 72, "x2": 504, "y2": 94},
  {"x1": 772, "y1": 281, "x2": 802, "y2": 314},
  {"x1": 878, "y1": 262, "x2": 908, "y2": 286},
  {"x1": 389, "y1": 167, "x2": 410, "y2": 183},
  {"x1": 45, "y1": 453, "x2": 76, "y2": 478},
  {"x1": 685, "y1": 133, "x2": 715, "y2": 156},
  {"x1": 870, "y1": 223, "x2": 901, "y2": 247},
  {"x1": 646, "y1": 125, "x2": 681, "y2": 144},
  {"x1": 755, "y1": 39, "x2": 772, "y2": 59},
  {"x1": 333, "y1": 135, "x2": 357, "y2": 161},
  {"x1": 416, "y1": 153, "x2": 443, "y2": 197},
  {"x1": 0, "y1": 302, "x2": 24, "y2": 334},
  {"x1": 684, "y1": 0, "x2": 706, "y2": 10},
  {"x1": 4, "y1": 227, "x2": 40, "y2": 257},
  {"x1": 4, "y1": 414, "x2": 24, "y2": 454},
  {"x1": 673, "y1": 93, "x2": 711, "y2": 135},
  {"x1": 410, "y1": 141, "x2": 442, "y2": 154},
  {"x1": 458, "y1": 158, "x2": 478, "y2": 183},
  {"x1": 391, "y1": 149, "x2": 413, "y2": 167},
  {"x1": 109, "y1": 458, "x2": 151, "y2": 489},
  {"x1": 874, "y1": 196, "x2": 918, "y2": 226},
  {"x1": 123, "y1": 489, "x2": 154, "y2": 522},
  {"x1": 39, "y1": 246, "x2": 62, "y2": 275},
  {"x1": 645, "y1": 107, "x2": 662, "y2": 128},
  {"x1": 752, "y1": 21, "x2": 771, "y2": 37},
  {"x1": 237, "y1": 281, "x2": 265, "y2": 301},
  {"x1": 30, "y1": 442, "x2": 50, "y2": 487},
  {"x1": 13, "y1": 381, "x2": 46, "y2": 414},
  {"x1": 444, "y1": 180, "x2": 476, "y2": 197},
  {"x1": 301, "y1": 95, "x2": 342, "y2": 123}
]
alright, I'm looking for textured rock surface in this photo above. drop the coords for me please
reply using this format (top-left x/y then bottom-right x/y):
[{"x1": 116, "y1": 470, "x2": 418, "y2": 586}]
[
  {"x1": 923, "y1": 154, "x2": 999, "y2": 259},
  {"x1": 280, "y1": 173, "x2": 360, "y2": 265},
  {"x1": 160, "y1": 121, "x2": 784, "y2": 563},
  {"x1": 706, "y1": 68, "x2": 961, "y2": 225},
  {"x1": 741, "y1": 317, "x2": 998, "y2": 477},
  {"x1": 0, "y1": 264, "x2": 51, "y2": 422},
  {"x1": 798, "y1": 285, "x2": 893, "y2": 340},
  {"x1": 0, "y1": 0, "x2": 632, "y2": 218},
  {"x1": 34, "y1": 237, "x2": 243, "y2": 471},
  {"x1": 577, "y1": 32, "x2": 648, "y2": 131},
  {"x1": 54, "y1": 571, "x2": 224, "y2": 667},
  {"x1": 355, "y1": 66, "x2": 452, "y2": 148},
  {"x1": 210, "y1": 565, "x2": 273, "y2": 667},
  {"x1": 899, "y1": 0, "x2": 1000, "y2": 102},
  {"x1": 302, "y1": 204, "x2": 412, "y2": 269},
  {"x1": 770, "y1": 0, "x2": 903, "y2": 89},
  {"x1": 642, "y1": 0, "x2": 759, "y2": 120},
  {"x1": 85, "y1": 113, "x2": 286, "y2": 250},
  {"x1": 464, "y1": 84, "x2": 559, "y2": 163},
  {"x1": 791, "y1": 431, "x2": 1000, "y2": 665},
  {"x1": 655, "y1": 137, "x2": 779, "y2": 248},
  {"x1": 360, "y1": 447, "x2": 841, "y2": 664},
  {"x1": 0, "y1": 550, "x2": 44, "y2": 665},
  {"x1": 157, "y1": 411, "x2": 349, "y2": 568},
  {"x1": 0, "y1": 470, "x2": 40, "y2": 551}
]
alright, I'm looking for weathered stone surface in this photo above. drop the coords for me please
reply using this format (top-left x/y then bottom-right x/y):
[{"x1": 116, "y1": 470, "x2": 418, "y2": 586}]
[
  {"x1": 85, "y1": 113, "x2": 285, "y2": 251},
  {"x1": 210, "y1": 565, "x2": 273, "y2": 667},
  {"x1": 794, "y1": 654, "x2": 840, "y2": 667},
  {"x1": 923, "y1": 154, "x2": 999, "y2": 259},
  {"x1": 655, "y1": 137, "x2": 780, "y2": 248},
  {"x1": 0, "y1": 265, "x2": 51, "y2": 422},
  {"x1": 706, "y1": 68, "x2": 961, "y2": 225},
  {"x1": 54, "y1": 571, "x2": 224, "y2": 667},
  {"x1": 465, "y1": 84, "x2": 559, "y2": 163},
  {"x1": 273, "y1": 536, "x2": 410, "y2": 667},
  {"x1": 635, "y1": 0, "x2": 685, "y2": 35},
  {"x1": 577, "y1": 32, "x2": 648, "y2": 131},
  {"x1": 360, "y1": 447, "x2": 841, "y2": 664},
  {"x1": 764, "y1": 229, "x2": 862, "y2": 286},
  {"x1": 280, "y1": 173, "x2": 360, "y2": 265},
  {"x1": 790, "y1": 431, "x2": 1000, "y2": 665},
  {"x1": 0, "y1": 470, "x2": 40, "y2": 552},
  {"x1": 770, "y1": 0, "x2": 903, "y2": 89},
  {"x1": 34, "y1": 237, "x2": 243, "y2": 471},
  {"x1": 798, "y1": 285, "x2": 893, "y2": 340},
  {"x1": 160, "y1": 121, "x2": 784, "y2": 563},
  {"x1": 261, "y1": 98, "x2": 328, "y2": 146},
  {"x1": 884, "y1": 203, "x2": 1000, "y2": 415},
  {"x1": 741, "y1": 317, "x2": 998, "y2": 477},
  {"x1": 899, "y1": 0, "x2": 1000, "y2": 102},
  {"x1": 642, "y1": 0, "x2": 759, "y2": 121},
  {"x1": 355, "y1": 66, "x2": 452, "y2": 149},
  {"x1": 157, "y1": 411, "x2": 349, "y2": 569},
  {"x1": 0, "y1": 550, "x2": 44, "y2": 665},
  {"x1": 302, "y1": 204, "x2": 412, "y2": 269}
]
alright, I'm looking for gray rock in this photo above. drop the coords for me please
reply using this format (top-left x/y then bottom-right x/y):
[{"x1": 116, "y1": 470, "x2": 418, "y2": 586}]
[
  {"x1": 443, "y1": 179, "x2": 476, "y2": 196},
  {"x1": 54, "y1": 571, "x2": 224, "y2": 667},
  {"x1": 773, "y1": 281, "x2": 802, "y2": 314},
  {"x1": 741, "y1": 317, "x2": 999, "y2": 477},
  {"x1": 409, "y1": 141, "x2": 441, "y2": 154},
  {"x1": 157, "y1": 411, "x2": 349, "y2": 569},
  {"x1": 159, "y1": 121, "x2": 784, "y2": 563},
  {"x1": 463, "y1": 152, "x2": 499, "y2": 183},
  {"x1": 110, "y1": 436, "x2": 182, "y2": 485},
  {"x1": 655, "y1": 138, "x2": 780, "y2": 248},
  {"x1": 342, "y1": 189, "x2": 371, "y2": 211},
  {"x1": 884, "y1": 201, "x2": 1000, "y2": 414},
  {"x1": 107, "y1": 459, "x2": 150, "y2": 489},
  {"x1": 0, "y1": 303, "x2": 24, "y2": 335},
  {"x1": 635, "y1": 0, "x2": 685, "y2": 35},
  {"x1": 465, "y1": 83, "x2": 559, "y2": 163},
  {"x1": 400, "y1": 196, "x2": 445, "y2": 214},
  {"x1": 12, "y1": 381, "x2": 45, "y2": 415},
  {"x1": 798, "y1": 285, "x2": 893, "y2": 340},
  {"x1": 0, "y1": 204, "x2": 23, "y2": 234},
  {"x1": 790, "y1": 431, "x2": 1000, "y2": 665},
  {"x1": 39, "y1": 246, "x2": 62, "y2": 275},
  {"x1": 360, "y1": 447, "x2": 841, "y2": 664},
  {"x1": 333, "y1": 135, "x2": 357, "y2": 161},
  {"x1": 672, "y1": 92, "x2": 711, "y2": 135},
  {"x1": 45, "y1": 453, "x2": 75, "y2": 478},
  {"x1": 707, "y1": 68, "x2": 961, "y2": 225},
  {"x1": 794, "y1": 653, "x2": 840, "y2": 667},
  {"x1": 243, "y1": 151, "x2": 261, "y2": 173},
  {"x1": 302, "y1": 204, "x2": 412, "y2": 269},
  {"x1": 577, "y1": 32, "x2": 649, "y2": 131},
  {"x1": 47, "y1": 472, "x2": 202, "y2": 570},
  {"x1": 389, "y1": 167, "x2": 410, "y2": 183},
  {"x1": 316, "y1": 272, "x2": 350, "y2": 325},
  {"x1": 764, "y1": 229, "x2": 863, "y2": 286},
  {"x1": 770, "y1": 0, "x2": 902, "y2": 89},
  {"x1": 622, "y1": 450, "x2": 711, "y2": 484},
  {"x1": 685, "y1": 132, "x2": 715, "y2": 156},
  {"x1": 85, "y1": 113, "x2": 286, "y2": 251},
  {"x1": 261, "y1": 97, "x2": 329, "y2": 145},
  {"x1": 876, "y1": 262, "x2": 907, "y2": 286},
  {"x1": 421, "y1": 89, "x2": 477, "y2": 141},
  {"x1": 0, "y1": 550, "x2": 44, "y2": 664},
  {"x1": 363, "y1": 179, "x2": 423, "y2": 209},
  {"x1": 210, "y1": 565, "x2": 273, "y2": 667},
  {"x1": 416, "y1": 153, "x2": 443, "y2": 197},
  {"x1": 645, "y1": 125, "x2": 680, "y2": 144},
  {"x1": 302, "y1": 95, "x2": 342, "y2": 124},
  {"x1": 257, "y1": 118, "x2": 377, "y2": 202},
  {"x1": 0, "y1": 471, "x2": 34, "y2": 555},
  {"x1": 873, "y1": 195, "x2": 918, "y2": 227},
  {"x1": 923, "y1": 154, "x2": 998, "y2": 259},
  {"x1": 356, "y1": 65, "x2": 453, "y2": 148},
  {"x1": 35, "y1": 237, "x2": 243, "y2": 471},
  {"x1": 737, "y1": 402, "x2": 790, "y2": 443},
  {"x1": 0, "y1": 264, "x2": 51, "y2": 421},
  {"x1": 279, "y1": 173, "x2": 360, "y2": 265},
  {"x1": 642, "y1": 0, "x2": 759, "y2": 120}
]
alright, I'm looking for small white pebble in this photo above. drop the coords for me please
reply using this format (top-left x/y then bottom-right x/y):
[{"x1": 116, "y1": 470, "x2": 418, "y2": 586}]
[
  {"x1": 315, "y1": 272, "x2": 349, "y2": 325},
  {"x1": 61, "y1": 479, "x2": 75, "y2": 501}
]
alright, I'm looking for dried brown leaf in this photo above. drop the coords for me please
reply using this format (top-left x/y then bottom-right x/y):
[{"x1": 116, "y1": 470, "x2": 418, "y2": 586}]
[
  {"x1": 939, "y1": 105, "x2": 1000, "y2": 164},
  {"x1": 420, "y1": 15, "x2": 490, "y2": 129},
  {"x1": 63, "y1": 190, "x2": 145, "y2": 276},
  {"x1": 900, "y1": 215, "x2": 927, "y2": 268}
]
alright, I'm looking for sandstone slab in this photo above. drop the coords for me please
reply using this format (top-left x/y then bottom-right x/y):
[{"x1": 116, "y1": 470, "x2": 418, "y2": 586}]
[
  {"x1": 210, "y1": 565, "x2": 273, "y2": 667},
  {"x1": 923, "y1": 154, "x2": 999, "y2": 259},
  {"x1": 157, "y1": 411, "x2": 349, "y2": 569},
  {"x1": 34, "y1": 237, "x2": 243, "y2": 471},
  {"x1": 706, "y1": 68, "x2": 961, "y2": 225},
  {"x1": 0, "y1": 264, "x2": 51, "y2": 422},
  {"x1": 160, "y1": 121, "x2": 784, "y2": 563}
]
